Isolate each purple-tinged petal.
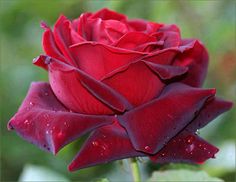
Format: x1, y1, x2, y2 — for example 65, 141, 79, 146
8, 82, 114, 154
150, 132, 219, 164
186, 97, 233, 132
117, 83, 216, 154
68, 122, 144, 171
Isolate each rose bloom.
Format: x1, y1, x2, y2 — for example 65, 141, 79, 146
8, 8, 232, 171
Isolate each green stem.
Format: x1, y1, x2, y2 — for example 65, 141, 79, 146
129, 158, 141, 182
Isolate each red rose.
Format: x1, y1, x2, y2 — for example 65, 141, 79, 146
8, 8, 233, 171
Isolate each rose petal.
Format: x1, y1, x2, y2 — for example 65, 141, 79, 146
102, 61, 165, 107
53, 15, 78, 67
113, 32, 156, 50
68, 122, 144, 171
145, 61, 188, 80
41, 23, 67, 64
34, 55, 132, 114
89, 8, 127, 21
8, 82, 114, 154
70, 42, 145, 79
150, 132, 219, 164
174, 40, 209, 87
186, 97, 233, 132
117, 83, 216, 154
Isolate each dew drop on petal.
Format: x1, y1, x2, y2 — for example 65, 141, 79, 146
44, 92, 49, 96
92, 141, 99, 146
24, 120, 29, 125
185, 135, 195, 144
161, 153, 166, 157
144, 146, 151, 152
29, 102, 34, 106
185, 144, 195, 153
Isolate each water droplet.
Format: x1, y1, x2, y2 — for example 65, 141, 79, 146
186, 135, 195, 144
203, 147, 207, 150
45, 56, 51, 64
114, 114, 117, 118
102, 134, 106, 138
161, 153, 165, 157
46, 131, 49, 134
92, 141, 98, 146
64, 122, 68, 126
208, 151, 211, 154
44, 92, 49, 96
196, 129, 200, 135
185, 144, 195, 153
144, 146, 151, 152
24, 120, 29, 125
29, 102, 34, 106
46, 123, 50, 127
198, 144, 202, 148
57, 131, 64, 138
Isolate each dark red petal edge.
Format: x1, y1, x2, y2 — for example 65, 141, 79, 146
68, 122, 144, 171
8, 82, 114, 154
150, 132, 219, 164
34, 55, 132, 113
150, 97, 232, 163
117, 83, 216, 154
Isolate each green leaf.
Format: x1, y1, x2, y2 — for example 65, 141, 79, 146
147, 169, 223, 182
18, 164, 70, 182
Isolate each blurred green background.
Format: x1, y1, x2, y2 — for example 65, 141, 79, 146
0, 0, 235, 181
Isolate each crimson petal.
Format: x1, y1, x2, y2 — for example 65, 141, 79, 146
70, 42, 145, 79
186, 97, 233, 132
89, 8, 127, 21
117, 83, 216, 154
174, 40, 209, 87
102, 61, 165, 107
68, 122, 144, 171
8, 82, 113, 154
34, 55, 132, 114
41, 22, 66, 64
53, 15, 78, 67
150, 132, 219, 164
144, 61, 188, 80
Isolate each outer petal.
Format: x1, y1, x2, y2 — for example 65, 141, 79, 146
8, 82, 114, 154
53, 15, 78, 67
186, 97, 233, 132
68, 122, 144, 171
174, 40, 209, 87
70, 42, 146, 79
34, 55, 132, 115
150, 97, 232, 164
41, 22, 67, 64
117, 83, 216, 154
150, 132, 219, 164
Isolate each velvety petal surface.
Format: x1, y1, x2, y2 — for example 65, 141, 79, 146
118, 83, 216, 154
8, 82, 114, 154
68, 122, 144, 171
186, 97, 233, 132
102, 61, 165, 107
174, 40, 209, 87
34, 55, 132, 115
70, 42, 145, 79
53, 15, 78, 67
150, 132, 219, 164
